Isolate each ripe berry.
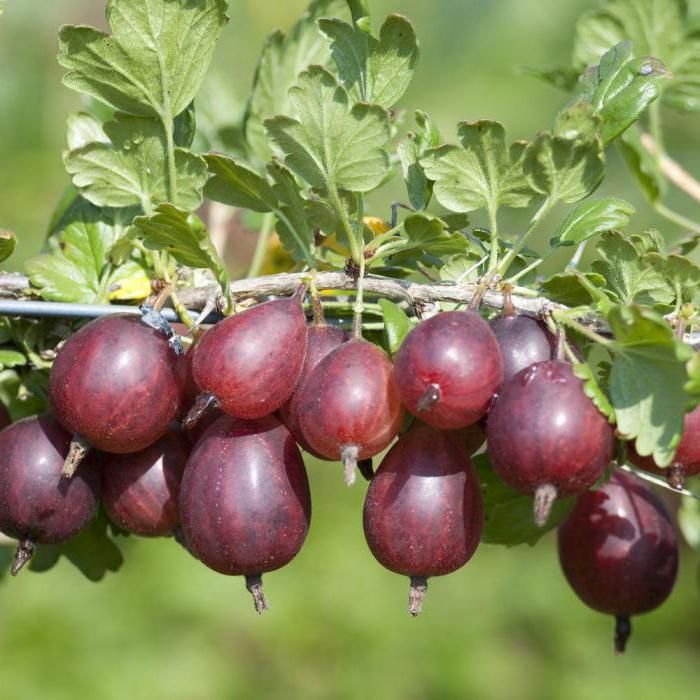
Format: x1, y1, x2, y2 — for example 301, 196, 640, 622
486, 360, 613, 526
0, 414, 100, 574
180, 414, 311, 613
101, 430, 189, 537
50, 314, 184, 475
627, 404, 700, 489
558, 469, 678, 653
489, 314, 555, 384
192, 293, 307, 419
363, 422, 483, 615
278, 324, 350, 455
296, 339, 404, 485
393, 311, 503, 430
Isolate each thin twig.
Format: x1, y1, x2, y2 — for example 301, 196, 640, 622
641, 132, 700, 203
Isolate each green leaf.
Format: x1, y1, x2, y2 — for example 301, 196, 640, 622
572, 360, 616, 421
30, 513, 123, 581
0, 230, 16, 263
267, 162, 315, 266
524, 131, 605, 204
66, 112, 109, 150
567, 41, 669, 145
573, 0, 700, 113
133, 204, 230, 296
58, 0, 228, 121
646, 252, 700, 304
473, 454, 574, 547
306, 188, 361, 248
204, 154, 277, 212
539, 271, 608, 306
26, 199, 139, 304
0, 349, 26, 369
592, 231, 674, 306
395, 213, 475, 257
397, 110, 442, 211
319, 13, 419, 108
265, 66, 391, 193
617, 125, 665, 203
551, 197, 634, 247
65, 113, 207, 210
203, 154, 315, 266
25, 256, 94, 304
378, 299, 412, 355
439, 251, 486, 283
244, 0, 349, 163
421, 121, 533, 215
521, 64, 581, 92
608, 304, 694, 465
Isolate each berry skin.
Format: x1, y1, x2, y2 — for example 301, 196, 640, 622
296, 339, 404, 485
393, 311, 503, 430
278, 324, 350, 456
489, 314, 555, 384
101, 430, 189, 537
486, 360, 614, 526
179, 414, 311, 613
49, 314, 184, 455
627, 404, 700, 489
363, 422, 483, 615
558, 469, 678, 653
192, 295, 308, 419
0, 414, 100, 574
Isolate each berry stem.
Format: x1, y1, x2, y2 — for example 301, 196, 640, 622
182, 392, 220, 432
62, 434, 91, 479
352, 254, 366, 339
341, 444, 360, 486
245, 574, 269, 615
309, 281, 325, 326
408, 576, 428, 617
614, 615, 632, 655
667, 465, 685, 491
11, 539, 36, 576
533, 483, 557, 527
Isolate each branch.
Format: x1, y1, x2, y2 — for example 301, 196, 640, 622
641, 132, 700, 203
2, 271, 699, 348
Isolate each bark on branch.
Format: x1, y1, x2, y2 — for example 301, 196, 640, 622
2, 271, 699, 347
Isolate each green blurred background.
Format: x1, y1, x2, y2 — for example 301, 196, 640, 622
2, 1, 700, 698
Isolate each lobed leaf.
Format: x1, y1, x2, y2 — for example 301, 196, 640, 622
421, 121, 533, 215
608, 304, 694, 465
65, 114, 208, 211
265, 65, 391, 193
58, 0, 228, 121
524, 131, 605, 204
244, 0, 349, 163
319, 12, 419, 108
592, 231, 674, 306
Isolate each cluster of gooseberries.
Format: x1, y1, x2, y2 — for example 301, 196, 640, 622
0, 286, 692, 653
